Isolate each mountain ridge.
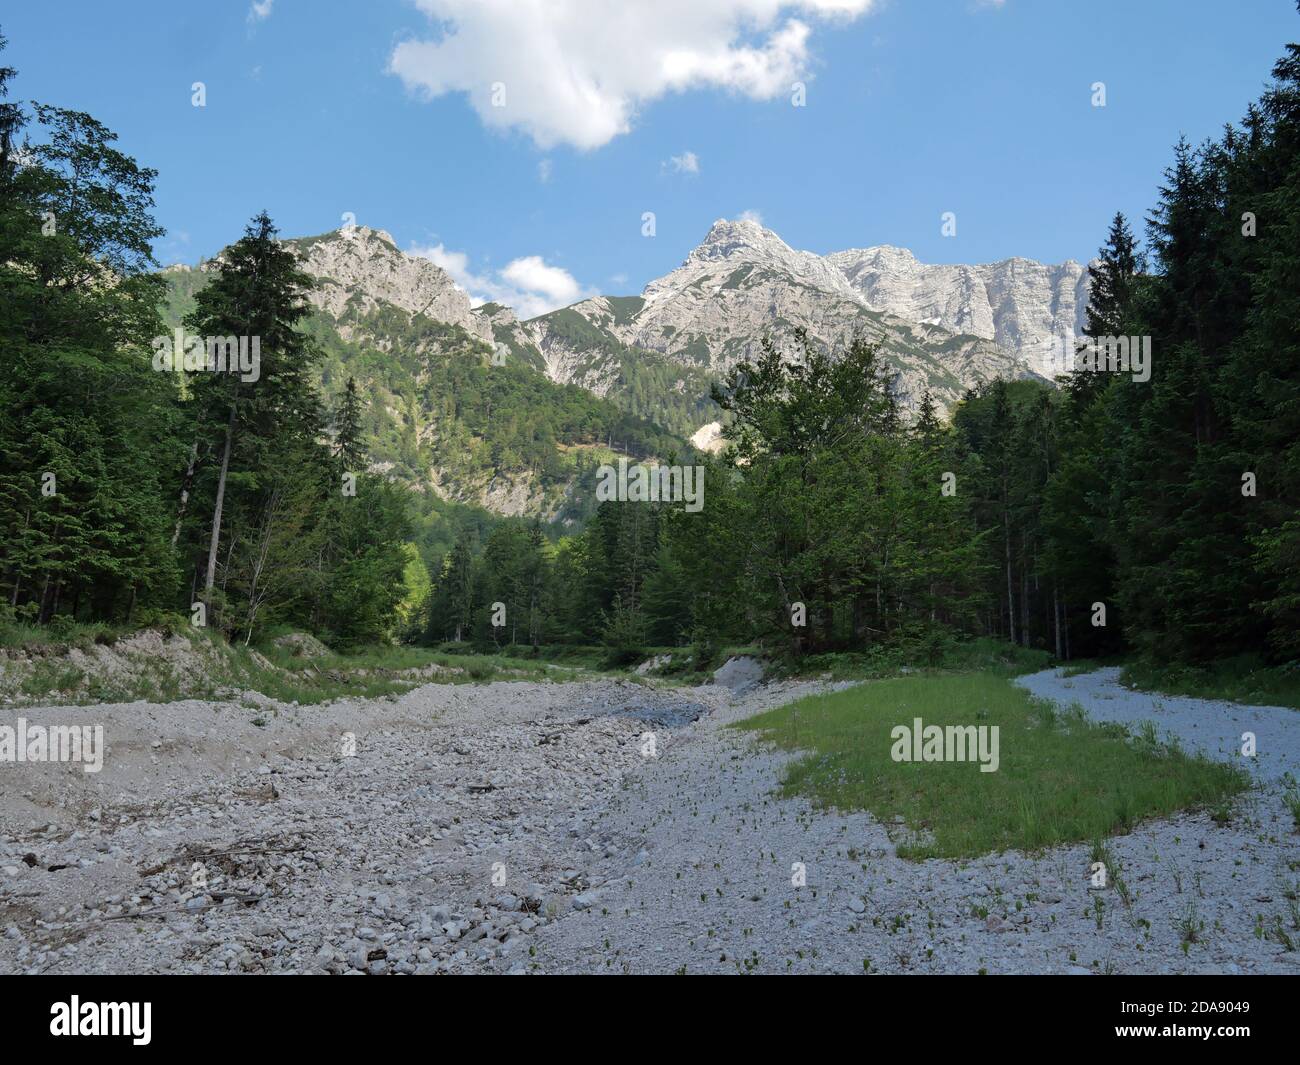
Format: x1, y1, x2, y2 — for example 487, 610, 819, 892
160, 219, 1088, 521
516, 217, 1057, 425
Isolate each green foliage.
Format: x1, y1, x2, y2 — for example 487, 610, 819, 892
734, 673, 1248, 859
333, 375, 366, 471
0, 55, 182, 626
1120, 655, 1300, 711
948, 40, 1300, 669
5, 19, 1298, 686
533, 307, 721, 437
701, 331, 986, 656
0, 30, 414, 648
293, 298, 690, 491
600, 594, 649, 666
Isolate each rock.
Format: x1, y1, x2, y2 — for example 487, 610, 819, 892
526, 218, 1064, 418
270, 632, 332, 659
634, 655, 673, 676
572, 891, 604, 912
711, 657, 765, 695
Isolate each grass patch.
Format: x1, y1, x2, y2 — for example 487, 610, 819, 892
1, 624, 607, 708
248, 638, 598, 701
783, 636, 1054, 683
19, 660, 86, 697
1120, 654, 1300, 710
733, 672, 1248, 860
0, 616, 128, 652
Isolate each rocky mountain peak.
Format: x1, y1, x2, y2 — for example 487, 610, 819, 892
285, 227, 492, 345
665, 218, 859, 303
693, 217, 786, 258
328, 224, 398, 248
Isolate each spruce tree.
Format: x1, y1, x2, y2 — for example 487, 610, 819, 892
185, 211, 321, 607
334, 376, 367, 472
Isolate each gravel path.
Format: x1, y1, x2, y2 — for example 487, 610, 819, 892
1015, 666, 1300, 785
2, 670, 1298, 975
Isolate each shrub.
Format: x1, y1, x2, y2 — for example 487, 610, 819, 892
600, 596, 648, 667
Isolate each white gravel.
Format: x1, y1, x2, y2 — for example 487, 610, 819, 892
1015, 666, 1300, 785
2, 669, 1297, 975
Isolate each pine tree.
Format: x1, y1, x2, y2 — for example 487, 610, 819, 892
184, 211, 321, 609
0, 61, 180, 625
334, 376, 367, 472
1085, 212, 1143, 338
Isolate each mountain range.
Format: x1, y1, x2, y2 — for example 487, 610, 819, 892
493, 218, 1090, 437
162, 220, 1089, 523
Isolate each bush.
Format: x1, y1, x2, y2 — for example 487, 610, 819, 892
688, 625, 721, 673
600, 596, 648, 667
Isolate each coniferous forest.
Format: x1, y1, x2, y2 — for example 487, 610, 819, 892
0, 40, 413, 646
426, 37, 1300, 676
2, 25, 1298, 682
6, 1, 1300, 995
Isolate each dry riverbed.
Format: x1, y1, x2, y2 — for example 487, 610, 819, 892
1, 670, 1297, 974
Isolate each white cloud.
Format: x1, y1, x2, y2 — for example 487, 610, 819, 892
388, 0, 878, 150
410, 242, 596, 318
666, 150, 701, 174
737, 208, 764, 224
247, 0, 274, 23
538, 158, 553, 183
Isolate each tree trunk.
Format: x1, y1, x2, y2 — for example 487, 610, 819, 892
204, 402, 237, 598
36, 575, 50, 624
1052, 583, 1062, 659
1020, 565, 1030, 648
1003, 509, 1016, 644
171, 436, 201, 547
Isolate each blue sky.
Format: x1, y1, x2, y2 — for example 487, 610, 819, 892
4, 1, 1297, 315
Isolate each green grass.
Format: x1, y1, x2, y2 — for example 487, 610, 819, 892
0, 616, 129, 651
448, 642, 611, 671
237, 642, 588, 702
0, 622, 614, 708
784, 636, 1054, 683
19, 660, 86, 697
1120, 654, 1300, 711
733, 672, 1248, 860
